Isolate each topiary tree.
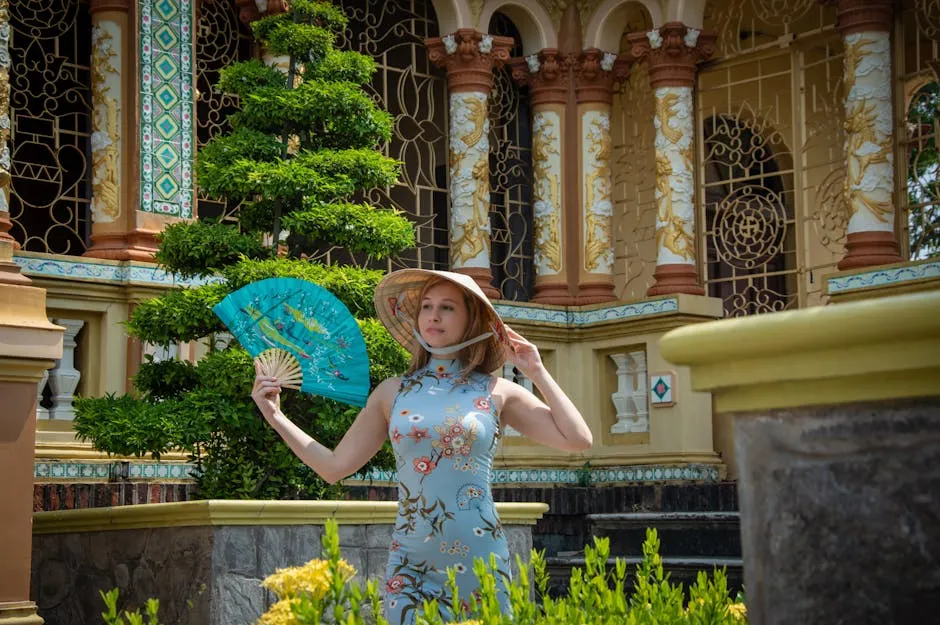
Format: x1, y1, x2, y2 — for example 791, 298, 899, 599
74, 0, 415, 500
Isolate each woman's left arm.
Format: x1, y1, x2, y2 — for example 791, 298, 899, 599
498, 326, 593, 452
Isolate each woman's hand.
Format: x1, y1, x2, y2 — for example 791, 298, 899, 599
251, 360, 281, 420
503, 325, 544, 379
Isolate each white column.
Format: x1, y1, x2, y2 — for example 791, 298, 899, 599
48, 319, 85, 421
843, 32, 894, 233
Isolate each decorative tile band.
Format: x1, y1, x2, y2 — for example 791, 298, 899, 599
139, 0, 194, 218
494, 297, 679, 327
350, 463, 719, 485
827, 260, 940, 294
14, 253, 212, 288
34, 461, 719, 485
15, 252, 678, 327
35, 461, 195, 481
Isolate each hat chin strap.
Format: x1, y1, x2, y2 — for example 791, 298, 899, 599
413, 329, 494, 356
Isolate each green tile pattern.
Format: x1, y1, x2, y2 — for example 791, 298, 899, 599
139, 0, 194, 217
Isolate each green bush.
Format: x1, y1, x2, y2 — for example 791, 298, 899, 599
73, 0, 415, 500
253, 522, 746, 625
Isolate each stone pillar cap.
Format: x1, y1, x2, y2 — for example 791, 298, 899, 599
660, 290, 940, 413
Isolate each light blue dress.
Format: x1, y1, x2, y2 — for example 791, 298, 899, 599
383, 358, 511, 624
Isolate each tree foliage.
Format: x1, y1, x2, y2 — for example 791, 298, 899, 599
75, 1, 414, 500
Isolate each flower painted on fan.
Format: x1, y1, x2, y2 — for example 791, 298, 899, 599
454, 562, 467, 574
407, 426, 430, 443
473, 527, 485, 537
407, 414, 424, 423
386, 575, 405, 594
390, 539, 401, 552
390, 428, 403, 444
413, 456, 437, 475
473, 397, 492, 411
432, 417, 477, 457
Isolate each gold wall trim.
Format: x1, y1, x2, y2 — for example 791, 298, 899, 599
33, 500, 550, 534
661, 290, 940, 412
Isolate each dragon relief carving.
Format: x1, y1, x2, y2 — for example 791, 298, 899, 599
842, 33, 893, 223
584, 113, 613, 273
532, 112, 562, 273
91, 25, 121, 222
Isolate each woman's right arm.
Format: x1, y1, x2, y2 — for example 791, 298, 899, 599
252, 362, 397, 484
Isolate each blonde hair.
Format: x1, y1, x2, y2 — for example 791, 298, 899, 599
406, 276, 502, 380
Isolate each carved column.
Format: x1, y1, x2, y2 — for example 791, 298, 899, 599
0, 0, 15, 249
84, 0, 194, 261
510, 50, 572, 304
824, 0, 903, 269
629, 23, 715, 297
572, 50, 631, 304
426, 29, 514, 299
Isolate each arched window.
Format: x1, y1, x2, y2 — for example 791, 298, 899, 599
901, 81, 939, 260
9, 0, 93, 255
487, 11, 534, 301
702, 115, 795, 316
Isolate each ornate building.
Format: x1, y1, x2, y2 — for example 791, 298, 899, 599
3, 0, 938, 489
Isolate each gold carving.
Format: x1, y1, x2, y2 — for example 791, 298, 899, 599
533, 114, 561, 272
655, 153, 695, 259
843, 35, 892, 223
461, 98, 487, 147
655, 91, 684, 144
91, 26, 121, 221
451, 156, 491, 265
585, 115, 612, 272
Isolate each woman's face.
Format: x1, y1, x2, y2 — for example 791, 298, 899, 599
417, 281, 470, 354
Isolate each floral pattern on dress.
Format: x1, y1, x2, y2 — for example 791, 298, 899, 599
385, 359, 511, 625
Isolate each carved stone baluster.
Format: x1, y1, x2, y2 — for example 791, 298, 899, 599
48, 319, 85, 421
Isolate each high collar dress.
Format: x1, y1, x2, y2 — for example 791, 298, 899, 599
383, 358, 511, 625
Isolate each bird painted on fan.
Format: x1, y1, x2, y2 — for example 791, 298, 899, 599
242, 305, 312, 359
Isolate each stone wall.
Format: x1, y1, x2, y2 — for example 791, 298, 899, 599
31, 502, 542, 625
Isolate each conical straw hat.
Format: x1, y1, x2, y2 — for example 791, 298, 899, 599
374, 269, 508, 370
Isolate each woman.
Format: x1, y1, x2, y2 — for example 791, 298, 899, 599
252, 269, 592, 624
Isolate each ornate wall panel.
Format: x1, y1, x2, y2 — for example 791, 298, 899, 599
611, 64, 657, 301
194, 0, 254, 223
8, 0, 93, 254
139, 0, 195, 218
697, 17, 846, 316
334, 0, 449, 271
487, 12, 533, 301
898, 1, 940, 260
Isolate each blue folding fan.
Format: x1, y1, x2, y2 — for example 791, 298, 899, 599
213, 277, 371, 407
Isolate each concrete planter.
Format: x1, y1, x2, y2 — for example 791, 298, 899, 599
31, 500, 548, 625
662, 289, 940, 625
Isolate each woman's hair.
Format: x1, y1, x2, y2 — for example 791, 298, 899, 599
406, 276, 502, 379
